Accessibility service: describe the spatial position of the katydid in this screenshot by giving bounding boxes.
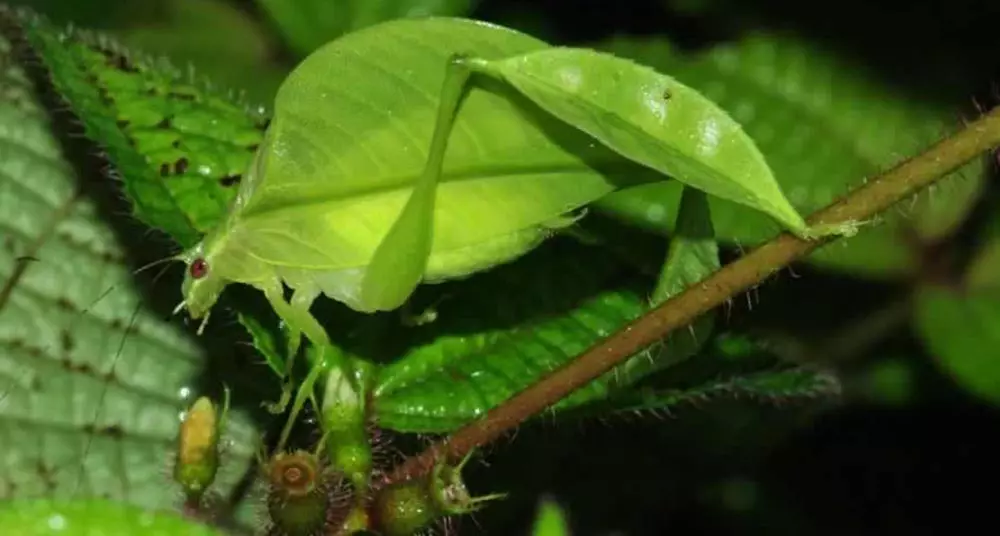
[174,17,852,413]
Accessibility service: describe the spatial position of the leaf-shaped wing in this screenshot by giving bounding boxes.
[231,17,633,273]
[473,46,813,237]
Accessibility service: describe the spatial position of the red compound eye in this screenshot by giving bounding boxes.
[189,258,208,279]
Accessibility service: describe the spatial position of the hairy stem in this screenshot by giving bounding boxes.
[385,104,1000,483]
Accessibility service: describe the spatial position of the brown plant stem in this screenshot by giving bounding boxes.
[385,104,1000,484]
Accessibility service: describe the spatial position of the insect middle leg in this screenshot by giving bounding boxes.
[260,280,330,414]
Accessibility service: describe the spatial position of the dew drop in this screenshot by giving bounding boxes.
[645,204,667,223]
[47,513,66,531]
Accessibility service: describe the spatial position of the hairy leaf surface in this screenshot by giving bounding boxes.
[0,32,263,524]
[11,9,267,247]
[372,238,709,433]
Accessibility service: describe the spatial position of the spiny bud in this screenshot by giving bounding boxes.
[266,449,351,536]
[174,396,222,503]
[371,453,505,536]
[318,352,377,493]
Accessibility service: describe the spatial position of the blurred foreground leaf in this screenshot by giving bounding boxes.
[0,28,263,525]
[0,498,225,536]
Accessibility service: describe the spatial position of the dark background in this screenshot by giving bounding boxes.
[8,0,1000,534]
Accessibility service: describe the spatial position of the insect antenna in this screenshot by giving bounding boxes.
[69,260,175,497]
[130,251,184,277]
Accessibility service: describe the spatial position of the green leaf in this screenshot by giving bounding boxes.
[593,368,839,416]
[235,311,284,377]
[651,187,719,305]
[965,201,1000,291]
[0,30,263,524]
[117,0,287,104]
[914,285,1000,404]
[254,0,479,58]
[594,34,984,277]
[0,498,225,535]
[371,238,705,433]
[12,9,267,247]
[530,499,570,536]
[563,333,840,419]
[473,46,821,238]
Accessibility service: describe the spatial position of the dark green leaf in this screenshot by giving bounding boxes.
[12,9,267,247]
[372,238,705,433]
[254,0,479,58]
[118,0,287,104]
[562,333,840,419]
[914,285,1000,404]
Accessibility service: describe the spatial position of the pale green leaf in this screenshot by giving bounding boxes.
[531,499,570,536]
[0,498,226,535]
[0,35,263,525]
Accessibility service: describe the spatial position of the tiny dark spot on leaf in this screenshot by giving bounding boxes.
[156,117,172,129]
[60,330,74,352]
[169,91,196,101]
[98,47,138,73]
[110,318,124,330]
[174,157,189,175]
[116,119,129,129]
[663,88,672,100]
[219,174,241,187]
[62,358,94,375]
[56,297,75,311]
[96,85,113,105]
[81,423,124,438]
[159,162,170,177]
[102,424,125,439]
[172,139,181,149]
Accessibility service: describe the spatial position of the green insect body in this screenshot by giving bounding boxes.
[176,18,627,348]
[177,16,838,366]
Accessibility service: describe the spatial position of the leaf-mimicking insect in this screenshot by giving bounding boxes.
[175,17,843,366]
